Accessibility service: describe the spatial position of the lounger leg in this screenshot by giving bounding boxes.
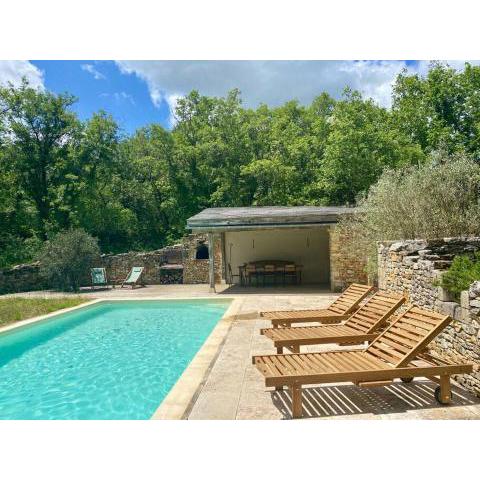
[290,385,303,419]
[276,346,283,354]
[439,375,452,404]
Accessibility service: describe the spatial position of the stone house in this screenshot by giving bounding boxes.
[186,206,367,291]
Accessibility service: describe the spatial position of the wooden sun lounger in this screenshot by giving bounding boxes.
[261,291,406,354]
[253,305,473,418]
[261,283,375,328]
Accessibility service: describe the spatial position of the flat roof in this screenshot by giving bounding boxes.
[187,206,356,231]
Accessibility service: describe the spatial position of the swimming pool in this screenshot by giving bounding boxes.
[0,299,231,420]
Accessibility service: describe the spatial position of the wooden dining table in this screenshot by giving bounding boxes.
[238,260,303,286]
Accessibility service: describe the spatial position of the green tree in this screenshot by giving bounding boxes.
[172,89,254,210]
[0,79,80,239]
[392,62,480,159]
[70,111,130,251]
[241,94,336,205]
[38,228,100,291]
[319,89,424,205]
[117,123,180,248]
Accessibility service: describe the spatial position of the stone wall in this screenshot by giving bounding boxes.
[378,237,480,396]
[0,233,224,293]
[329,226,369,291]
[0,262,46,294]
[100,243,184,285]
[182,233,222,284]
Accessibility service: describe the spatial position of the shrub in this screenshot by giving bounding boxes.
[38,229,100,291]
[0,235,43,268]
[337,154,480,278]
[438,252,480,298]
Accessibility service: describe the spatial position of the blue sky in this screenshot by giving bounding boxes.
[0,60,473,134]
[32,61,171,134]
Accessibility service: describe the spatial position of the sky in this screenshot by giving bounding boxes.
[0,60,475,134]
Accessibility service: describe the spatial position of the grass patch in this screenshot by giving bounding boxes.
[0,297,88,328]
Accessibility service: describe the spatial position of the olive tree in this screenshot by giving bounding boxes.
[38,229,100,291]
[338,154,480,278]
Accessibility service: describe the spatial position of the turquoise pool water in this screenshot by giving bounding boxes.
[0,300,230,420]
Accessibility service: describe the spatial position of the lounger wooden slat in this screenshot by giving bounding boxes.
[382,331,417,348]
[374,337,411,354]
[282,355,305,374]
[388,325,423,343]
[306,353,332,372]
[332,352,363,371]
[261,291,405,353]
[261,283,374,327]
[253,305,473,418]
[405,311,442,325]
[366,345,404,364]
[350,351,384,370]
[357,304,388,316]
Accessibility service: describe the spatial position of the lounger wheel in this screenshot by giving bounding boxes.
[434,386,452,405]
[400,377,413,383]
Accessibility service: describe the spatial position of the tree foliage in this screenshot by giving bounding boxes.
[38,228,100,292]
[1,62,480,268]
[337,154,480,277]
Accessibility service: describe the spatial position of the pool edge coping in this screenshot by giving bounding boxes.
[150,298,244,420]
[0,298,104,336]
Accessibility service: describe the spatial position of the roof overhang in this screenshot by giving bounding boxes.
[187,206,357,232]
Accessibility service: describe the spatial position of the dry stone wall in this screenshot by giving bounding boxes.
[329,226,368,291]
[378,237,480,396]
[100,244,184,285]
[0,262,45,294]
[0,233,223,293]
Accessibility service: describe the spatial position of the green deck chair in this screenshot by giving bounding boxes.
[120,266,146,288]
[91,267,110,289]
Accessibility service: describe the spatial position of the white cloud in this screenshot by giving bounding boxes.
[165,93,181,127]
[113,91,135,105]
[116,60,413,112]
[143,85,181,126]
[81,63,106,80]
[0,60,44,89]
[99,91,135,105]
[116,60,480,118]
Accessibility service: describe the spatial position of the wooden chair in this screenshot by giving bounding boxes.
[227,264,241,285]
[261,291,405,353]
[283,264,297,286]
[263,264,276,286]
[261,283,375,328]
[253,305,473,418]
[245,264,258,287]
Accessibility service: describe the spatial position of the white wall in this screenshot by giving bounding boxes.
[224,227,330,284]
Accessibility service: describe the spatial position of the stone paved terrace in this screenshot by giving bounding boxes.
[3,284,480,419]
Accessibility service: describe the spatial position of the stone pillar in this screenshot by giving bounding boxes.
[220,232,227,283]
[208,232,215,292]
[329,226,368,292]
